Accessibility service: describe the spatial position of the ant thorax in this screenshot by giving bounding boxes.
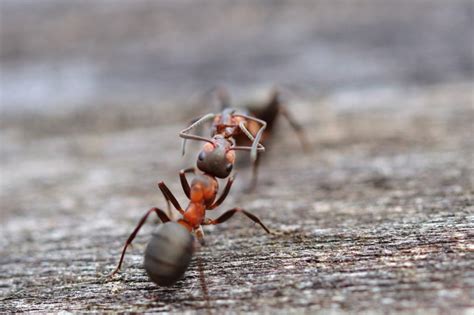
[190,174,219,205]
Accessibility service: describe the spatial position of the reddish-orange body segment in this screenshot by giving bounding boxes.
[178,174,219,232]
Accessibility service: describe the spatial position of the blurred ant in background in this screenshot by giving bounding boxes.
[181,86,311,190]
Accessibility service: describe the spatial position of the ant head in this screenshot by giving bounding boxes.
[196,136,235,179]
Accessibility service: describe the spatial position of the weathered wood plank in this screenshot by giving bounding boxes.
[1,83,472,313]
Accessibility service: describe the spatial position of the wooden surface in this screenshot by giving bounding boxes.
[1,1,473,313]
[1,83,473,313]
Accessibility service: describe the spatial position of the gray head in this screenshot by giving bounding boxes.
[196,136,235,178]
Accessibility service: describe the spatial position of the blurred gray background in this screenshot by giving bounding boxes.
[1,0,472,114]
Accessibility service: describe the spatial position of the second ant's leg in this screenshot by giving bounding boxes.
[203,207,271,234]
[110,207,171,276]
[279,106,312,152]
[179,113,215,156]
[195,225,206,246]
[235,115,267,163]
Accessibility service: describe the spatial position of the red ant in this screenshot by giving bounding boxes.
[110,162,271,286]
[181,86,310,189]
[179,99,267,177]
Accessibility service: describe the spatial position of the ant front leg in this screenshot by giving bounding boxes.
[158,182,185,220]
[179,167,195,199]
[203,207,271,234]
[208,176,234,210]
[110,207,171,277]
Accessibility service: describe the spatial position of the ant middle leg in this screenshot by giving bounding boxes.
[110,207,171,276]
[203,207,271,234]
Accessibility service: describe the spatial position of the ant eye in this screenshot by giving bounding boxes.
[226,163,233,172]
[198,152,205,161]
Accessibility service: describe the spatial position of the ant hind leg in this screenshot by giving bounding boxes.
[110,207,171,276]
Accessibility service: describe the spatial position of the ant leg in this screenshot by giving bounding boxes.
[208,176,234,209]
[247,155,261,193]
[110,207,171,276]
[238,121,265,151]
[279,106,312,152]
[158,182,185,215]
[203,207,271,234]
[179,167,195,199]
[164,199,172,218]
[230,120,266,154]
[179,113,216,156]
[195,225,206,246]
[234,114,267,163]
[236,121,265,191]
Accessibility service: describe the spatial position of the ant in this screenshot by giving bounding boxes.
[110,163,271,286]
[179,91,268,177]
[181,86,310,189]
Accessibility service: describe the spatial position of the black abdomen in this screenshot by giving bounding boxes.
[144,222,194,286]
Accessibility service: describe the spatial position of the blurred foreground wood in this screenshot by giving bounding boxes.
[1,83,473,313]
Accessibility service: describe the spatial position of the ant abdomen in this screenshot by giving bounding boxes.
[144,222,194,286]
